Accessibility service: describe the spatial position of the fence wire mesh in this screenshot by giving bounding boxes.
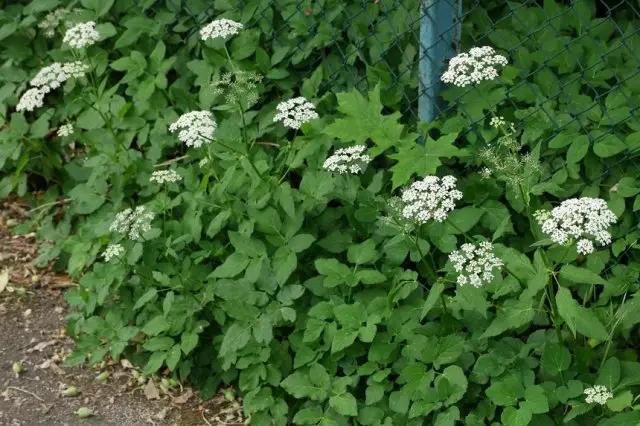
[145,0,640,188]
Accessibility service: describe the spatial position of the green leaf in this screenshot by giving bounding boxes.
[228,232,266,258]
[356,269,387,285]
[437,365,468,405]
[597,358,621,389]
[165,344,181,370]
[446,207,483,234]
[486,373,525,406]
[559,265,606,285]
[211,252,250,278]
[281,370,328,401]
[331,329,359,353]
[293,406,324,424]
[273,248,297,285]
[181,332,199,355]
[219,323,251,357]
[501,406,532,426]
[389,390,410,413]
[522,385,549,414]
[324,85,410,157]
[206,210,231,237]
[434,407,461,426]
[289,234,316,253]
[541,343,571,375]
[566,135,589,163]
[482,298,535,338]
[329,392,358,416]
[143,336,174,351]
[333,303,367,329]
[347,239,378,265]
[133,288,157,310]
[143,351,166,374]
[593,134,626,158]
[556,287,608,340]
[366,383,385,405]
[142,315,170,336]
[421,282,445,319]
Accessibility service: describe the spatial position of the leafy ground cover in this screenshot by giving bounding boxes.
[1,0,640,425]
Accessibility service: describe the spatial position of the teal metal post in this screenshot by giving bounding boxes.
[419,0,461,123]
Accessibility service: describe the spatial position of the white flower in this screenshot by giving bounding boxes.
[200,19,243,40]
[273,97,319,129]
[38,8,69,38]
[16,88,46,112]
[102,244,124,262]
[63,21,100,48]
[584,385,613,405]
[535,198,617,255]
[490,116,506,128]
[30,62,89,93]
[109,206,154,241]
[480,167,492,179]
[169,111,217,148]
[441,46,508,87]
[57,124,74,137]
[449,242,503,288]
[400,175,463,223]
[150,169,182,184]
[323,145,371,174]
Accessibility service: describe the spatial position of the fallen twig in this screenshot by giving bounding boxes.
[6,386,45,402]
[202,412,213,426]
[154,155,189,168]
[28,199,72,214]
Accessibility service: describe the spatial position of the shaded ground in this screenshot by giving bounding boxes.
[0,200,245,426]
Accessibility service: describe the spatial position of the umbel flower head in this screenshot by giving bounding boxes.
[16,88,46,112]
[449,242,503,287]
[63,21,100,48]
[441,46,508,87]
[31,62,89,93]
[169,111,217,148]
[109,206,154,241]
[38,8,69,38]
[212,71,263,108]
[102,244,124,262]
[584,385,613,405]
[200,19,243,41]
[57,123,74,137]
[150,169,182,184]
[273,97,319,129]
[401,175,463,223]
[534,197,617,255]
[323,145,371,174]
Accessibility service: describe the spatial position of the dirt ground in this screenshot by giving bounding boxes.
[0,200,245,426]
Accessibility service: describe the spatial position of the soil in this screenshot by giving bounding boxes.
[0,199,245,426]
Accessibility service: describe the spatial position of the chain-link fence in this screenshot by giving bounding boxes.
[145,0,640,184]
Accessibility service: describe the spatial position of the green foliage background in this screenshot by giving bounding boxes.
[1,0,640,425]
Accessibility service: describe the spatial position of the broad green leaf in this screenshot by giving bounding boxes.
[142,315,170,336]
[541,343,571,375]
[333,303,367,329]
[389,390,410,413]
[522,385,549,414]
[211,252,250,278]
[331,329,358,353]
[329,393,358,416]
[293,406,324,424]
[556,287,608,340]
[347,239,377,265]
[133,288,158,310]
[482,298,535,338]
[421,282,445,320]
[501,406,532,426]
[219,323,251,357]
[486,373,525,406]
[281,371,327,401]
[559,265,606,285]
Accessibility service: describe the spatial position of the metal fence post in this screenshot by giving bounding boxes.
[419,0,461,124]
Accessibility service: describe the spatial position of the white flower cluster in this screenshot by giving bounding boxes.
[534,198,617,255]
[169,111,217,148]
[401,176,463,223]
[150,169,182,184]
[102,244,124,262]
[57,124,74,137]
[441,46,508,87]
[490,116,506,128]
[480,167,492,179]
[63,21,100,48]
[584,385,613,405]
[323,145,371,174]
[16,88,46,112]
[38,8,69,38]
[31,62,89,92]
[449,242,503,287]
[200,19,243,41]
[273,97,319,129]
[16,62,89,112]
[109,206,154,241]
